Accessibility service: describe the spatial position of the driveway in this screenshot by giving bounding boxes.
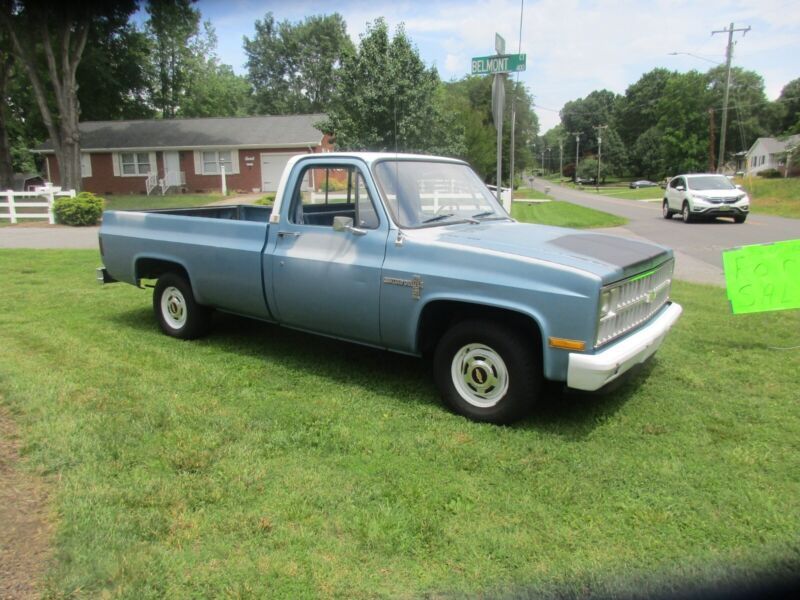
[530,180,800,286]
[0,192,266,250]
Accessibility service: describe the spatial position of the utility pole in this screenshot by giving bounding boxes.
[541,147,545,175]
[546,147,552,176]
[593,124,607,188]
[708,108,716,172]
[571,132,581,182]
[712,22,750,174]
[558,139,564,180]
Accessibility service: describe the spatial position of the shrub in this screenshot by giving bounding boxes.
[53,192,105,226]
[254,194,275,205]
[758,168,782,178]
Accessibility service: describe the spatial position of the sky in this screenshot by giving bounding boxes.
[194,0,800,132]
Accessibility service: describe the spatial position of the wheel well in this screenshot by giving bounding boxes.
[135,258,189,284]
[417,300,542,357]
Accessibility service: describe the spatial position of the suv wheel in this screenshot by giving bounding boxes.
[662,200,672,219]
[682,201,693,223]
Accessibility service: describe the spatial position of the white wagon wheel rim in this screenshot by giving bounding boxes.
[450,343,509,408]
[161,286,187,329]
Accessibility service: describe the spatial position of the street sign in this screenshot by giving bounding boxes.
[495,33,505,54]
[471,53,526,75]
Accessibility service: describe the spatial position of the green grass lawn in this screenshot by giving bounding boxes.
[513,188,554,201]
[103,193,223,211]
[736,176,800,219]
[1,250,798,597]
[512,200,627,228]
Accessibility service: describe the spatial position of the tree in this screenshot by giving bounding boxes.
[576,157,607,182]
[0,30,14,187]
[0,1,137,191]
[322,19,463,156]
[707,65,774,161]
[630,126,667,180]
[180,62,253,117]
[245,13,353,115]
[775,78,800,134]
[655,70,712,174]
[442,75,538,182]
[78,16,153,121]
[560,89,620,157]
[616,69,676,151]
[146,0,204,118]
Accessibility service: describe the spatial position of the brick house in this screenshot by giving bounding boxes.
[33,113,330,194]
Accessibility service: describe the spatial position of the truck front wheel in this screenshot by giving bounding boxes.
[153,273,212,339]
[433,319,541,424]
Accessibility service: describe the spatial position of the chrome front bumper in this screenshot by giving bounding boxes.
[567,302,683,391]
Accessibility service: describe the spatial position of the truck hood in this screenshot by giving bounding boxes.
[406,220,673,284]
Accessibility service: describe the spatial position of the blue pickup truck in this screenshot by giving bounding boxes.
[98,153,682,423]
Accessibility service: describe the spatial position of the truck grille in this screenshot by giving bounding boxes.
[595,260,674,348]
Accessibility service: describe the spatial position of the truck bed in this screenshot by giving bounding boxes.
[150,204,272,222]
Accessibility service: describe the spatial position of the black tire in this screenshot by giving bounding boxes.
[662,200,673,219]
[433,319,541,424]
[734,214,747,224]
[682,201,693,223]
[153,272,212,339]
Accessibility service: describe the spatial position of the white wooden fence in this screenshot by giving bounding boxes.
[1,188,76,224]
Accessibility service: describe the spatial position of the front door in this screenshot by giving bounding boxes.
[271,162,387,344]
[164,151,180,176]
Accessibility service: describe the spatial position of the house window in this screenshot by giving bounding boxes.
[202,151,233,174]
[120,152,151,175]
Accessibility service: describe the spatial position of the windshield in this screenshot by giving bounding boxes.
[372,160,508,228]
[687,175,736,191]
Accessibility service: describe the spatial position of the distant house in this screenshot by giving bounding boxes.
[744,134,800,175]
[32,114,330,194]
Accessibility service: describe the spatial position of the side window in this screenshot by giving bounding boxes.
[669,178,679,189]
[289,165,380,229]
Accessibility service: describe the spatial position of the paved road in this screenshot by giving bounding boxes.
[530,180,800,285]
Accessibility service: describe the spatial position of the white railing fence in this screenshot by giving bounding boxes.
[145,172,158,196]
[1,188,76,224]
[159,170,186,195]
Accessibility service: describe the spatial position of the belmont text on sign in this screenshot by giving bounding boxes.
[471,54,527,75]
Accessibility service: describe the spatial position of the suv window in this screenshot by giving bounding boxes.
[290,165,380,229]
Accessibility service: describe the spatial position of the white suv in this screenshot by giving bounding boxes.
[663,174,750,224]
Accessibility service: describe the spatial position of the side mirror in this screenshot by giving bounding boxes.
[332,215,353,232]
[735,184,744,190]
[333,215,366,236]
[676,186,685,192]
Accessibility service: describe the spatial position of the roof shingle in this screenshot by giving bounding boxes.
[36,113,326,151]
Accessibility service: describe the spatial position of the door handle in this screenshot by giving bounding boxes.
[277,231,300,238]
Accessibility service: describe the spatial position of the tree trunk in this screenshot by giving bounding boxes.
[0,53,14,189]
[0,6,88,193]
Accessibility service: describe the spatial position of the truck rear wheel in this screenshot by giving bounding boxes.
[153,273,212,339]
[433,319,541,424]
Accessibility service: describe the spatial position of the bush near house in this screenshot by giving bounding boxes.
[53,192,105,226]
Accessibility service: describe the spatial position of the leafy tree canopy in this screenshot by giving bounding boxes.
[244,12,352,115]
[322,18,463,157]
